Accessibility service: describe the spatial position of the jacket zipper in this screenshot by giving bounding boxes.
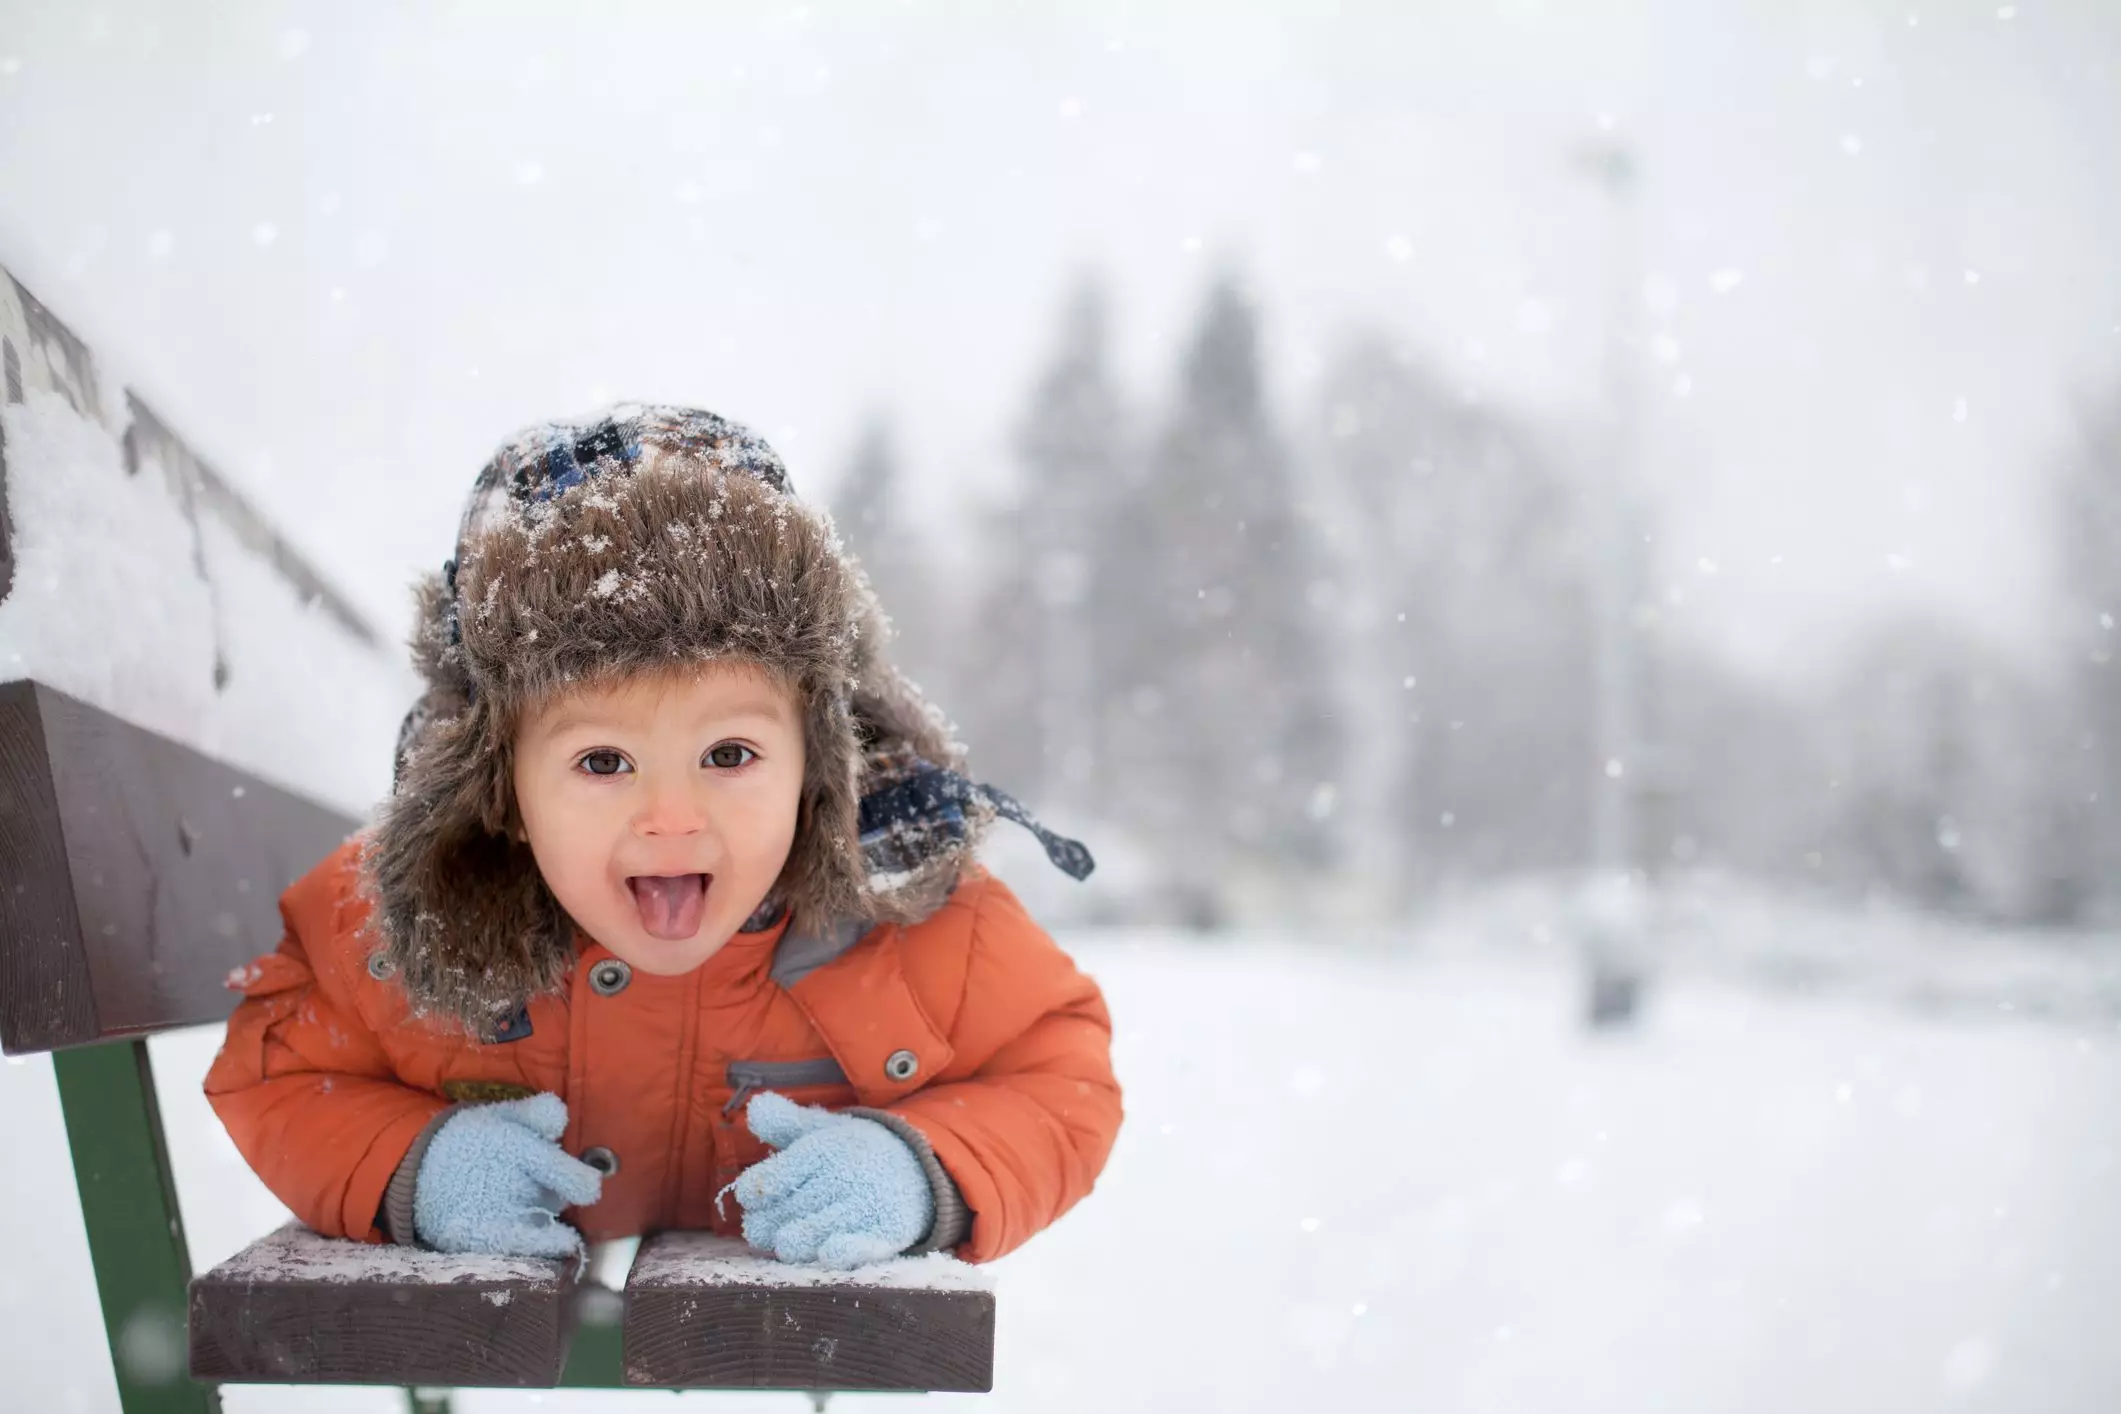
[723,1056,850,1117]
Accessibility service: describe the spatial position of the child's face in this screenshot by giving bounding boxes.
[511,660,806,975]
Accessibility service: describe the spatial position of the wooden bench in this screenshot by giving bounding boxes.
[1,676,996,1409]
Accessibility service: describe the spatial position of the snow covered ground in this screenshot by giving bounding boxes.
[5,921,2116,1413]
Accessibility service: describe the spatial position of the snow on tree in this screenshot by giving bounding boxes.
[2052,386,2121,921]
[827,415,956,721]
[1313,332,1594,907]
[1819,614,2079,924]
[1653,648,1833,884]
[1096,274,1344,925]
[957,278,1130,817]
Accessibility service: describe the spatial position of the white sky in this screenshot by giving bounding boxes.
[1,0,2116,681]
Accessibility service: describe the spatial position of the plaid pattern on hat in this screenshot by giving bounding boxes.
[455,405,792,547]
[859,748,1095,889]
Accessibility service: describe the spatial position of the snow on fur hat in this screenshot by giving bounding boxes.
[361,404,1090,1032]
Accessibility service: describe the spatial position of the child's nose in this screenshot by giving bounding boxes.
[632,779,712,837]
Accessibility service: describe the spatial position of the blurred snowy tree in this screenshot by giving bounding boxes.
[2050,388,2121,920]
[958,279,1131,815]
[1097,275,1345,925]
[1821,615,2079,923]
[1656,649,1835,884]
[1314,333,1594,910]
[828,417,957,721]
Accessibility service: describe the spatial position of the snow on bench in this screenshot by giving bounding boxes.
[189,1224,995,1392]
[188,1222,581,1387]
[622,1231,995,1391]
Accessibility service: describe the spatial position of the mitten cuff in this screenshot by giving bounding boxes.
[378,1104,460,1247]
[848,1106,971,1255]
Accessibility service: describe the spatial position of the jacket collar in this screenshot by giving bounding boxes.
[570,907,793,993]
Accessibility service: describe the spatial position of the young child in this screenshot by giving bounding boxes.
[205,405,1121,1268]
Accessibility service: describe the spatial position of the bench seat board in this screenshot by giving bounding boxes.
[620,1231,996,1392]
[187,1223,579,1386]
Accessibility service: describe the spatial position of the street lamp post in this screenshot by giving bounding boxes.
[1574,136,1657,1029]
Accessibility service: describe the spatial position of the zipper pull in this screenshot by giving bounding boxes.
[723,1080,758,1119]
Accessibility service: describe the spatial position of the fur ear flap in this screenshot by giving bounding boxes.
[360,693,574,1034]
[390,571,476,792]
[774,678,866,940]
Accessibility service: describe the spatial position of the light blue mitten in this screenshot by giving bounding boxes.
[413,1092,603,1258]
[724,1091,934,1269]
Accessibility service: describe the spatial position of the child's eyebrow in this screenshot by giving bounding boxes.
[700,695,797,728]
[533,709,609,740]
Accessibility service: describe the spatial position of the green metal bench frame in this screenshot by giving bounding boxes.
[53,1039,642,1411]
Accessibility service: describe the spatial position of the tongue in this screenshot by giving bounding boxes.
[629,874,708,940]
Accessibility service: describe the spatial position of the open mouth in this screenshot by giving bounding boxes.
[625,873,711,941]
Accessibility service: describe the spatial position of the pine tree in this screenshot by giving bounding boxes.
[1103,274,1344,923]
[828,417,952,715]
[2050,388,2121,918]
[1314,333,1595,904]
[1823,614,2075,922]
[959,280,1131,812]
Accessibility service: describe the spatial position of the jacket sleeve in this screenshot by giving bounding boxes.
[203,855,450,1244]
[871,877,1123,1263]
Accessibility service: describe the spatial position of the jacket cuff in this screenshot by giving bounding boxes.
[849,1106,972,1256]
[377,1104,459,1247]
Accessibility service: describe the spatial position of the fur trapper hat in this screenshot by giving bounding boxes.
[360,405,1089,1033]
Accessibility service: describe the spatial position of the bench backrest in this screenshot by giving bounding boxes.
[0,677,354,1054]
[0,263,400,1057]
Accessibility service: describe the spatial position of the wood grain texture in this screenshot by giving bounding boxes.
[0,680,98,1052]
[621,1232,995,1392]
[188,1223,579,1387]
[0,679,356,1054]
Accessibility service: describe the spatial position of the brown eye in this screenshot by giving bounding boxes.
[705,742,757,770]
[579,749,628,777]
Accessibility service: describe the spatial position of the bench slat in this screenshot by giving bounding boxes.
[0,678,356,1054]
[188,1223,581,1386]
[621,1231,995,1392]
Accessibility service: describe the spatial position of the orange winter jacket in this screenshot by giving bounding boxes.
[204,836,1121,1263]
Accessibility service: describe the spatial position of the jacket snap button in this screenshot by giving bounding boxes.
[884,1049,920,1082]
[366,951,396,981]
[589,959,631,996]
[581,1146,620,1177]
